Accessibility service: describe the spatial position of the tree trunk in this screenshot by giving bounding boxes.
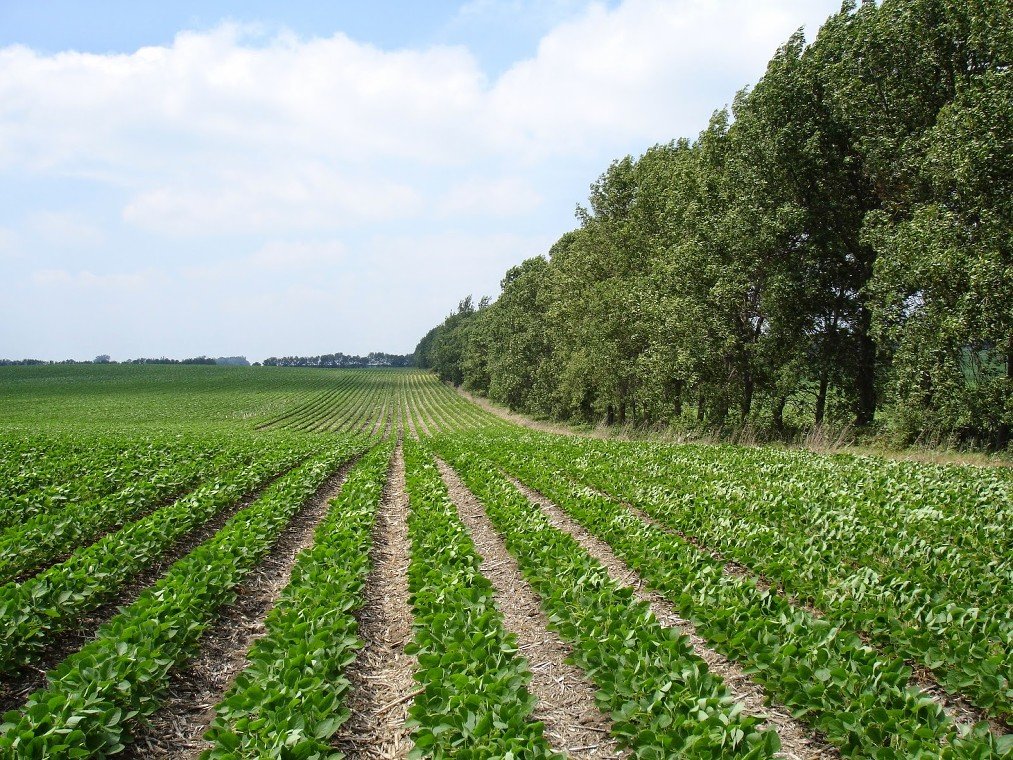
[773,394,788,434]
[853,304,878,426]
[606,405,615,426]
[741,371,754,421]
[815,370,829,426]
[997,335,1013,449]
[671,378,683,416]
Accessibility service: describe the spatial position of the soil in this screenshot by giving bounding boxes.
[332,440,417,759]
[436,457,626,759]
[121,459,359,758]
[507,474,840,760]
[0,466,300,717]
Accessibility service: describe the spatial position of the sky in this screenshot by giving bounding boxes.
[0,0,842,361]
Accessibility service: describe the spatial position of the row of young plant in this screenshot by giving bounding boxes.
[429,436,782,759]
[257,374,359,430]
[600,438,1011,597]
[202,441,393,758]
[403,374,496,435]
[0,432,217,530]
[0,432,127,506]
[509,433,1012,721]
[262,370,406,435]
[0,435,279,583]
[0,436,324,676]
[282,381,375,433]
[400,438,559,757]
[0,437,365,756]
[455,431,1010,758]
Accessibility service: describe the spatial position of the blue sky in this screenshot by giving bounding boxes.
[1,0,841,361]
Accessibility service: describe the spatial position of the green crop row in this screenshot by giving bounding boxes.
[430,437,780,759]
[0,437,271,583]
[0,437,365,758]
[202,441,393,759]
[504,432,1013,720]
[0,432,126,506]
[0,439,315,675]
[455,431,1009,758]
[401,438,557,758]
[0,435,203,530]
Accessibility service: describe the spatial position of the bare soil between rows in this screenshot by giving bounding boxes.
[122,457,359,758]
[332,440,416,759]
[580,478,1006,736]
[505,473,839,760]
[0,464,302,717]
[436,456,625,759]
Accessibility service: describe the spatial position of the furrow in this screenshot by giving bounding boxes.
[332,439,416,759]
[121,461,359,757]
[436,458,625,760]
[508,475,839,760]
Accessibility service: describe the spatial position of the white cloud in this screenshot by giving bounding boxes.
[30,267,165,290]
[0,0,842,359]
[250,239,346,269]
[486,0,824,156]
[0,1,838,235]
[122,162,423,235]
[181,239,347,283]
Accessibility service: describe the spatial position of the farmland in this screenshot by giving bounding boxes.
[0,365,1010,759]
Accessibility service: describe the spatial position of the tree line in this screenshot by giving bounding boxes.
[262,352,413,368]
[415,0,1011,449]
[0,356,249,366]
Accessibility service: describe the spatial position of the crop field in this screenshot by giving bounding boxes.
[0,364,1009,759]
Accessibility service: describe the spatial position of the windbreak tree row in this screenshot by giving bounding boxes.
[415,0,1012,449]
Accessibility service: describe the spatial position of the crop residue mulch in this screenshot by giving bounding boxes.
[437,457,626,759]
[332,440,416,759]
[0,469,298,718]
[121,460,358,759]
[508,475,840,760]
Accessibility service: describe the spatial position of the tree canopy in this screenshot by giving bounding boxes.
[415,0,1012,449]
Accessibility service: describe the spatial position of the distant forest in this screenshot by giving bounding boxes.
[1,353,414,369]
[415,0,1012,449]
[262,352,413,368]
[0,356,251,366]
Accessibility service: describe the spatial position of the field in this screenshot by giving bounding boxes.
[0,365,1010,759]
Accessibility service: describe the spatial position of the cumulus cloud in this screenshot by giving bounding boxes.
[122,163,423,235]
[30,267,166,290]
[436,176,543,217]
[0,0,841,358]
[0,1,837,235]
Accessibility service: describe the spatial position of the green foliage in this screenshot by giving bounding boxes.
[0,436,318,676]
[452,428,1010,757]
[401,438,556,758]
[414,0,1012,450]
[0,440,365,756]
[431,436,781,759]
[202,442,393,759]
[477,429,1013,723]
